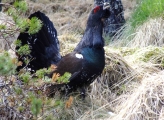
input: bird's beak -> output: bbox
[103,2,110,10]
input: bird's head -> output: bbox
[74,3,110,51]
[87,3,110,27]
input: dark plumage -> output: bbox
[16,3,110,98]
[16,12,61,72]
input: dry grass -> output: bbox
[58,33,81,55]
[128,18,164,47]
[122,0,137,20]
[26,0,93,35]
[37,50,136,120]
[73,45,164,120]
[0,12,18,50]
[111,17,164,47]
[78,45,164,120]
[110,71,164,120]
[102,45,164,120]
[0,0,93,51]
[2,0,164,120]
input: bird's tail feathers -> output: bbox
[16,11,61,72]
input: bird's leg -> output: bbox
[96,76,101,83]
[79,87,86,100]
[65,88,69,97]
[64,85,72,98]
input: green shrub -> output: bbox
[19,72,31,84]
[31,98,42,118]
[36,68,51,79]
[0,52,17,76]
[6,0,42,34]
[57,72,71,84]
[13,0,28,13]
[28,17,42,34]
[16,44,31,56]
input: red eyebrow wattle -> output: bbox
[94,6,100,13]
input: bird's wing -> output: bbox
[16,11,61,72]
[54,52,84,76]
[45,51,84,96]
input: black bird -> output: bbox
[16,3,110,97]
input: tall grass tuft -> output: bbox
[130,0,164,30]
[112,0,164,46]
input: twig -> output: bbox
[0,3,11,7]
[0,19,15,26]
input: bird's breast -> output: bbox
[81,47,105,71]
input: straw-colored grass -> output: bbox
[128,18,164,47]
[110,70,164,120]
[111,17,164,47]
[2,0,164,120]
[0,12,18,50]
[26,0,93,35]
[111,0,164,47]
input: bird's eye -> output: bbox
[93,6,100,14]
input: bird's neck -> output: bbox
[81,47,105,70]
[74,22,104,51]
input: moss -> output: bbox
[45,115,54,120]
[119,47,138,56]
[14,87,23,95]
[137,47,164,62]
[17,106,25,113]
